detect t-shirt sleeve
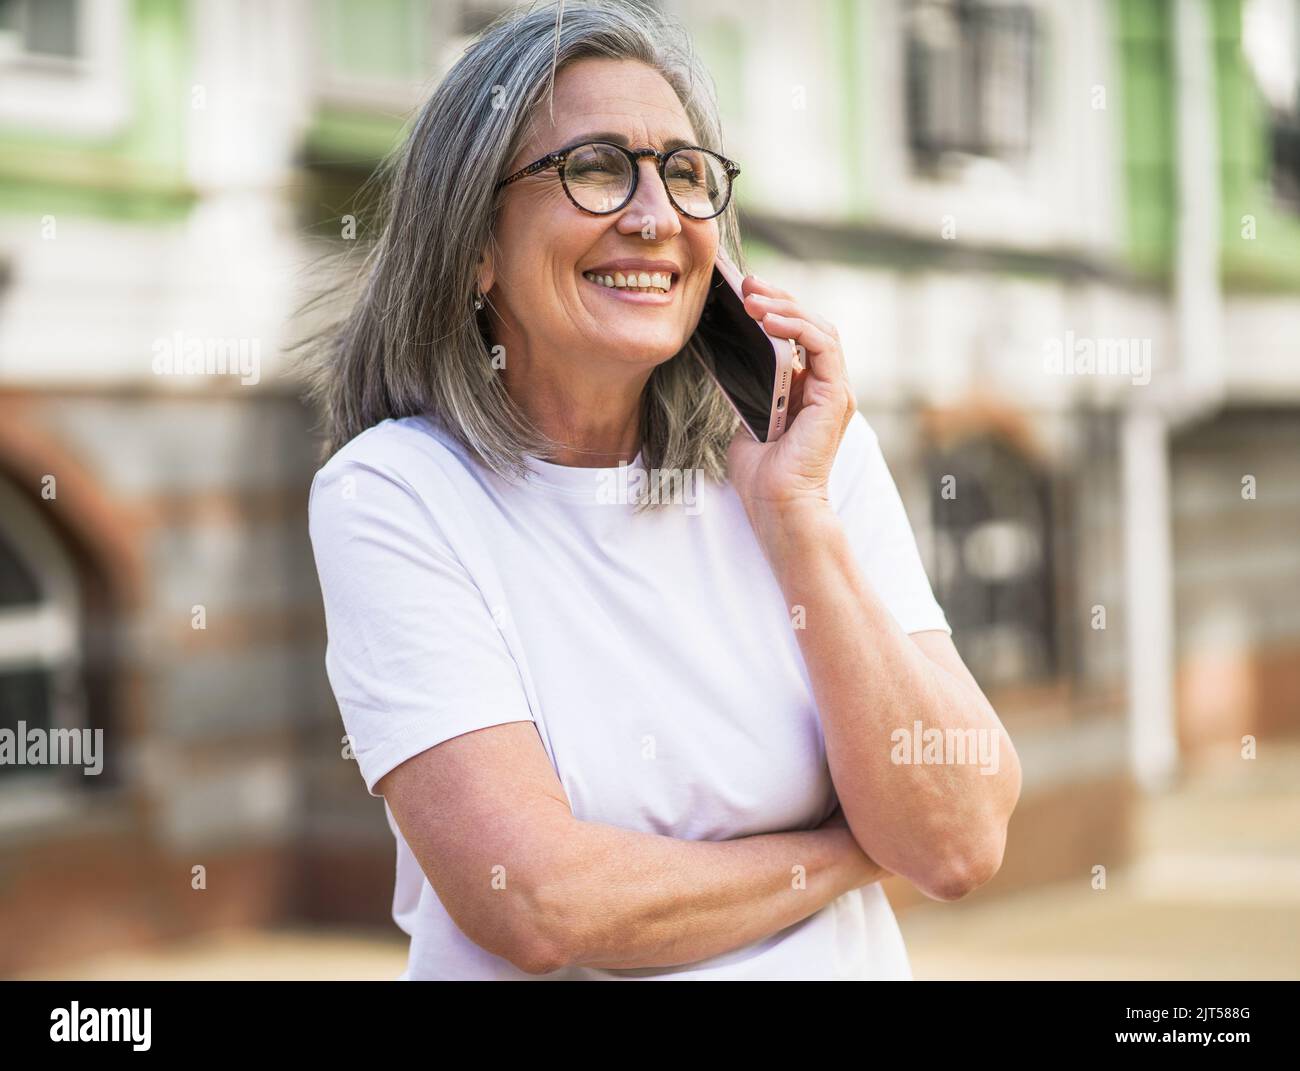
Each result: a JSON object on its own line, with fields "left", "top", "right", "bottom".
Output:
{"left": 307, "top": 454, "right": 536, "bottom": 797}
{"left": 828, "top": 411, "right": 951, "bottom": 636}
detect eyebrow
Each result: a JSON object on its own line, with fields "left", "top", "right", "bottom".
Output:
{"left": 566, "top": 130, "right": 697, "bottom": 151}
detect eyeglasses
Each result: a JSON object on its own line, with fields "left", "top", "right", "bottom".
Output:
{"left": 496, "top": 140, "right": 741, "bottom": 220}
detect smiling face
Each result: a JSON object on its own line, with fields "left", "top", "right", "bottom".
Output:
{"left": 483, "top": 57, "right": 719, "bottom": 383}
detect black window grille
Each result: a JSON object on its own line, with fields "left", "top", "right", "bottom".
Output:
{"left": 905, "top": 0, "right": 1037, "bottom": 170}
{"left": 0, "top": 480, "right": 87, "bottom": 788}
{"left": 926, "top": 437, "right": 1059, "bottom": 688}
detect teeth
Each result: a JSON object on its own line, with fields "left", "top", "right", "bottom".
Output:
{"left": 583, "top": 269, "right": 673, "bottom": 293}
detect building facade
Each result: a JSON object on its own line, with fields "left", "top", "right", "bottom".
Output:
{"left": 0, "top": 0, "right": 1297, "bottom": 972}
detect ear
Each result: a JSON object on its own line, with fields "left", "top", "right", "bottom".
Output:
{"left": 476, "top": 251, "right": 495, "bottom": 296}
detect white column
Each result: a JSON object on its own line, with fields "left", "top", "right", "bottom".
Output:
{"left": 1123, "top": 0, "right": 1226, "bottom": 790}
{"left": 1121, "top": 407, "right": 1179, "bottom": 789}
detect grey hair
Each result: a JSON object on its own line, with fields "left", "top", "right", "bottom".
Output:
{"left": 297, "top": 0, "right": 746, "bottom": 505}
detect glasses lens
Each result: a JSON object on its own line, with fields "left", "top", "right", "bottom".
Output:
{"left": 663, "top": 148, "right": 731, "bottom": 218}
{"left": 562, "top": 143, "right": 634, "bottom": 213}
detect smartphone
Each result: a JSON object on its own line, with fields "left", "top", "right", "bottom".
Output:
{"left": 692, "top": 252, "right": 795, "bottom": 443}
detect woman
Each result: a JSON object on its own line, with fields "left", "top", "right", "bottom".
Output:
{"left": 304, "top": 0, "right": 1020, "bottom": 981}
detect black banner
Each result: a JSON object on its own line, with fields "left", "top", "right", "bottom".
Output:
{"left": 2, "top": 980, "right": 1293, "bottom": 1057}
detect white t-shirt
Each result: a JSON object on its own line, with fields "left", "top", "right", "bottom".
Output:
{"left": 307, "top": 408, "right": 950, "bottom": 980}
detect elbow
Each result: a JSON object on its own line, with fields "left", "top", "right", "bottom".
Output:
{"left": 468, "top": 817, "right": 606, "bottom": 975}
{"left": 922, "top": 741, "right": 1021, "bottom": 903}
{"left": 915, "top": 830, "right": 1008, "bottom": 903}
{"left": 445, "top": 874, "right": 579, "bottom": 976}
{"left": 918, "top": 859, "right": 996, "bottom": 903}
{"left": 503, "top": 934, "right": 572, "bottom": 976}
{"left": 494, "top": 870, "right": 584, "bottom": 976}
{"left": 465, "top": 913, "right": 574, "bottom": 977}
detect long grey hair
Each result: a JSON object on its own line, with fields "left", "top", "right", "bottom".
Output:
{"left": 297, "top": 0, "right": 747, "bottom": 502}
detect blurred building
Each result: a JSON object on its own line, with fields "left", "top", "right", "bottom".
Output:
{"left": 705, "top": 0, "right": 1300, "bottom": 907}
{"left": 0, "top": 0, "right": 1297, "bottom": 973}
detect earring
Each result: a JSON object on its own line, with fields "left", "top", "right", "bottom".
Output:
{"left": 472, "top": 288, "right": 485, "bottom": 311}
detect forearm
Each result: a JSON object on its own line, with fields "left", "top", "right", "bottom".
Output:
{"left": 754, "top": 504, "right": 1019, "bottom": 898}
{"left": 530, "top": 817, "right": 880, "bottom": 971}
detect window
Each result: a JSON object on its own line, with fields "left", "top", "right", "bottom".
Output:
{"left": 904, "top": 0, "right": 1037, "bottom": 173}
{"left": 0, "top": 0, "right": 79, "bottom": 64}
{"left": 0, "top": 0, "right": 126, "bottom": 135}
{"left": 1243, "top": 0, "right": 1300, "bottom": 211}
{"left": 316, "top": 0, "right": 433, "bottom": 107}
{"left": 0, "top": 477, "right": 86, "bottom": 790}
{"left": 1273, "top": 109, "right": 1300, "bottom": 209}
{"left": 313, "top": 0, "right": 513, "bottom": 111}
{"left": 926, "top": 437, "right": 1059, "bottom": 689}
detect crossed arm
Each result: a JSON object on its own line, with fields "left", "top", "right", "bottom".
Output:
{"left": 377, "top": 720, "right": 882, "bottom": 975}
{"left": 377, "top": 515, "right": 1019, "bottom": 975}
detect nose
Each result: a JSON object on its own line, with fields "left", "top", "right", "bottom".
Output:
{"left": 615, "top": 157, "right": 683, "bottom": 240}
